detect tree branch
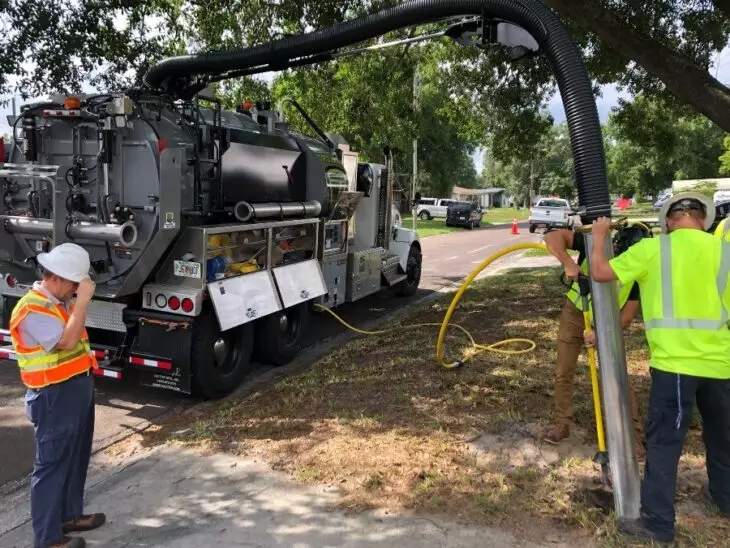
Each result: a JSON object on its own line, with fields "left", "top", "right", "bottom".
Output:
{"left": 544, "top": 0, "right": 730, "bottom": 132}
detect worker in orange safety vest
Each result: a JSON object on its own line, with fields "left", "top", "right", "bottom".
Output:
{"left": 10, "top": 243, "right": 106, "bottom": 548}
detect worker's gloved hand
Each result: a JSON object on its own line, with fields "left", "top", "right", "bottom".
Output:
{"left": 584, "top": 329, "right": 596, "bottom": 347}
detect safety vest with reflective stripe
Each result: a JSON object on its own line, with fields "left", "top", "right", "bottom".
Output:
{"left": 640, "top": 230, "right": 730, "bottom": 378}
{"left": 9, "top": 290, "right": 97, "bottom": 389}
{"left": 714, "top": 217, "right": 730, "bottom": 241}
{"left": 565, "top": 260, "right": 636, "bottom": 325}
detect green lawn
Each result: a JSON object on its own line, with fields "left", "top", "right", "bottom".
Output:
{"left": 400, "top": 216, "right": 462, "bottom": 238}
{"left": 484, "top": 207, "right": 530, "bottom": 223}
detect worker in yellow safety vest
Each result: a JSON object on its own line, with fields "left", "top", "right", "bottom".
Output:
{"left": 10, "top": 243, "right": 106, "bottom": 548}
{"left": 714, "top": 215, "right": 730, "bottom": 241}
{"left": 543, "top": 225, "right": 648, "bottom": 456}
{"left": 590, "top": 192, "right": 730, "bottom": 544}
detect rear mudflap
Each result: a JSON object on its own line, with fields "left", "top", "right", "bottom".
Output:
{"left": 128, "top": 313, "right": 194, "bottom": 394}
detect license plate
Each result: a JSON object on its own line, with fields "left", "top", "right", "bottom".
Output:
{"left": 174, "top": 260, "right": 202, "bottom": 279}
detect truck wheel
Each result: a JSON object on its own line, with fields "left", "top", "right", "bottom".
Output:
{"left": 254, "top": 303, "right": 309, "bottom": 366}
{"left": 191, "top": 310, "right": 254, "bottom": 399}
{"left": 529, "top": 224, "right": 536, "bottom": 233}
{"left": 468, "top": 221, "right": 475, "bottom": 230}
{"left": 418, "top": 211, "right": 431, "bottom": 220}
{"left": 395, "top": 245, "right": 422, "bottom": 297}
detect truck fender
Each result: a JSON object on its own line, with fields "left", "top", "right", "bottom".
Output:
{"left": 390, "top": 226, "right": 420, "bottom": 271}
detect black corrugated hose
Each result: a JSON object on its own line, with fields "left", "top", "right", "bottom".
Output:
{"left": 143, "top": 0, "right": 611, "bottom": 222}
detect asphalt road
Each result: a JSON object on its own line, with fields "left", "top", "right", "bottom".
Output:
{"left": 0, "top": 221, "right": 540, "bottom": 490}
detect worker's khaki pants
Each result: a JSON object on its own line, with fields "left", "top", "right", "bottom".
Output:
{"left": 555, "top": 298, "right": 643, "bottom": 437}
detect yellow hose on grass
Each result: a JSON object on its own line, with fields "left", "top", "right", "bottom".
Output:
{"left": 314, "top": 241, "right": 550, "bottom": 369}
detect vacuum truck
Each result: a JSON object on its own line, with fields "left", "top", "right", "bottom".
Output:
{"left": 0, "top": 92, "right": 422, "bottom": 398}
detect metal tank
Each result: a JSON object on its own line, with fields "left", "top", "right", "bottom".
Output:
{"left": 0, "top": 93, "right": 339, "bottom": 299}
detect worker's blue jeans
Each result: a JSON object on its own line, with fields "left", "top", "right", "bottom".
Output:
{"left": 24, "top": 374, "right": 95, "bottom": 547}
{"left": 641, "top": 368, "right": 730, "bottom": 538}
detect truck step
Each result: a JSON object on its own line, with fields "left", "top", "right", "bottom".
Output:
{"left": 382, "top": 269, "right": 407, "bottom": 286}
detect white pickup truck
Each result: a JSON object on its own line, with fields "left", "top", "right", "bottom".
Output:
{"left": 528, "top": 198, "right": 574, "bottom": 233}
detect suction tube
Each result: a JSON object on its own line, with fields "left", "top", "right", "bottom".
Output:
{"left": 233, "top": 200, "right": 322, "bottom": 222}
{"left": 144, "top": 0, "right": 610, "bottom": 221}
{"left": 6, "top": 218, "right": 138, "bottom": 247}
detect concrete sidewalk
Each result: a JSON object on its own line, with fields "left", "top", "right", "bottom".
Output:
{"left": 0, "top": 446, "right": 569, "bottom": 548}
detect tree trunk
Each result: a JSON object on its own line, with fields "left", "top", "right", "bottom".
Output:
{"left": 543, "top": 0, "right": 730, "bottom": 132}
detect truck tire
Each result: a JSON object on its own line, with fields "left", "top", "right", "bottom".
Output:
{"left": 529, "top": 224, "right": 536, "bottom": 233}
{"left": 418, "top": 211, "right": 431, "bottom": 220}
{"left": 254, "top": 303, "right": 309, "bottom": 366}
{"left": 395, "top": 245, "right": 422, "bottom": 297}
{"left": 191, "top": 310, "right": 254, "bottom": 399}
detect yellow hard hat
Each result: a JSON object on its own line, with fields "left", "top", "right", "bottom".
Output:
{"left": 658, "top": 192, "right": 715, "bottom": 231}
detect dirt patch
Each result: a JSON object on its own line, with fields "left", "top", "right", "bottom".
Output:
{"left": 125, "top": 267, "right": 726, "bottom": 547}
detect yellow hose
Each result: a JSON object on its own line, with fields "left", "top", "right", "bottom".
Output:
{"left": 583, "top": 310, "right": 607, "bottom": 453}
{"left": 314, "top": 241, "right": 549, "bottom": 369}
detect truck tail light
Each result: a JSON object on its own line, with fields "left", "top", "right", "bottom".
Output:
{"left": 168, "top": 296, "right": 180, "bottom": 311}
{"left": 181, "top": 298, "right": 194, "bottom": 313}
{"left": 6, "top": 275, "right": 16, "bottom": 288}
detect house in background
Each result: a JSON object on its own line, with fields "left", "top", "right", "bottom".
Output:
{"left": 451, "top": 186, "right": 511, "bottom": 208}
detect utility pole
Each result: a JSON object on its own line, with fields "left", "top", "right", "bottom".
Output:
{"left": 411, "top": 68, "right": 420, "bottom": 232}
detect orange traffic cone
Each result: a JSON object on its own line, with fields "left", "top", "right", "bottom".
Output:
{"left": 511, "top": 218, "right": 519, "bottom": 235}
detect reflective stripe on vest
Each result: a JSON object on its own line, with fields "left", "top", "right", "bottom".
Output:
{"left": 644, "top": 235, "right": 730, "bottom": 331}
{"left": 9, "top": 289, "right": 97, "bottom": 389}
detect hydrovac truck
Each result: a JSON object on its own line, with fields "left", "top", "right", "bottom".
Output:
{"left": 0, "top": 91, "right": 422, "bottom": 398}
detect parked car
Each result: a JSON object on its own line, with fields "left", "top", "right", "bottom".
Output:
{"left": 528, "top": 197, "right": 573, "bottom": 233}
{"left": 416, "top": 197, "right": 460, "bottom": 220}
{"left": 446, "top": 201, "right": 484, "bottom": 229}
{"left": 653, "top": 192, "right": 673, "bottom": 209}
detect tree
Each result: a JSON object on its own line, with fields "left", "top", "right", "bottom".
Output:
{"left": 0, "top": 1, "right": 188, "bottom": 101}
{"left": 604, "top": 95, "right": 727, "bottom": 197}
{"left": 719, "top": 136, "right": 730, "bottom": 176}
{"left": 5, "top": 0, "right": 730, "bottom": 137}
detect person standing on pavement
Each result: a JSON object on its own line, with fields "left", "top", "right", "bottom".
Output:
{"left": 590, "top": 192, "right": 730, "bottom": 544}
{"left": 543, "top": 225, "right": 646, "bottom": 457}
{"left": 10, "top": 243, "right": 106, "bottom": 548}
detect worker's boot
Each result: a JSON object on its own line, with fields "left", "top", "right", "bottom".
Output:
{"left": 544, "top": 423, "right": 570, "bottom": 445}
{"left": 48, "top": 536, "right": 86, "bottom": 548}
{"left": 701, "top": 485, "right": 730, "bottom": 518}
{"left": 62, "top": 513, "right": 106, "bottom": 533}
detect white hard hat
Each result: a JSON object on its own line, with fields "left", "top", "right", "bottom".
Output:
{"left": 658, "top": 192, "right": 715, "bottom": 231}
{"left": 37, "top": 243, "right": 91, "bottom": 283}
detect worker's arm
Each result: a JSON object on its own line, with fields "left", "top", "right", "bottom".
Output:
{"left": 55, "top": 279, "right": 95, "bottom": 350}
{"left": 619, "top": 299, "right": 640, "bottom": 328}
{"left": 544, "top": 229, "right": 581, "bottom": 280}
{"left": 590, "top": 218, "right": 619, "bottom": 282}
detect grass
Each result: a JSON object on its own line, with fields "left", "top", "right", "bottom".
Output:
{"left": 401, "top": 215, "right": 462, "bottom": 238}
{"left": 485, "top": 207, "right": 530, "bottom": 223}
{"left": 140, "top": 267, "right": 724, "bottom": 547}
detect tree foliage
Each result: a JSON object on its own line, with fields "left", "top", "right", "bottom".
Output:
{"left": 5, "top": 0, "right": 730, "bottom": 200}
